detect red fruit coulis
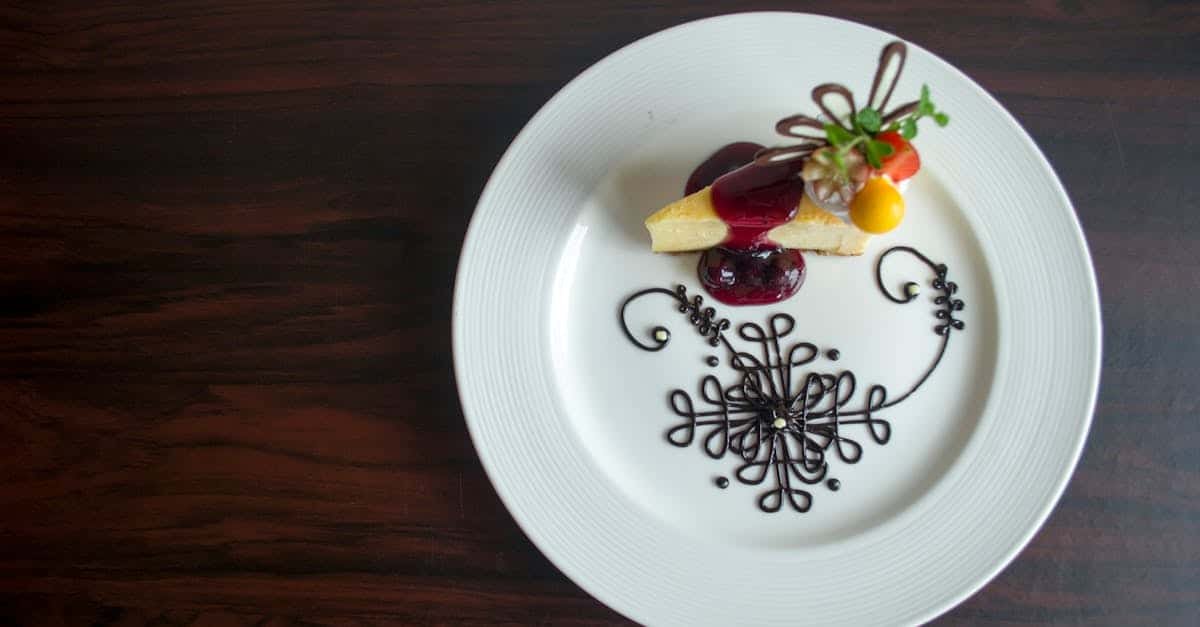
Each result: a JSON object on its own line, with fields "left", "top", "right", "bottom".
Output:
{"left": 687, "top": 143, "right": 808, "bottom": 306}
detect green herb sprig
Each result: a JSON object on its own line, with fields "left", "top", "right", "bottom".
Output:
{"left": 820, "top": 84, "right": 951, "bottom": 174}
{"left": 887, "top": 85, "right": 950, "bottom": 140}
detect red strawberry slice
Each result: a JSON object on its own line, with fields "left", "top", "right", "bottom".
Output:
{"left": 875, "top": 131, "right": 920, "bottom": 182}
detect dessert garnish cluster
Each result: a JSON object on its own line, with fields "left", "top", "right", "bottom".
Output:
{"left": 644, "top": 40, "right": 950, "bottom": 306}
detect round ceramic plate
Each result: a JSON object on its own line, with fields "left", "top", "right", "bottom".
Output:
{"left": 454, "top": 13, "right": 1099, "bottom": 626}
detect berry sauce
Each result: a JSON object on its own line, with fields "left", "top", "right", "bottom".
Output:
{"left": 684, "top": 142, "right": 764, "bottom": 196}
{"left": 686, "top": 143, "right": 809, "bottom": 306}
{"left": 699, "top": 247, "right": 807, "bottom": 306}
{"left": 710, "top": 160, "right": 805, "bottom": 250}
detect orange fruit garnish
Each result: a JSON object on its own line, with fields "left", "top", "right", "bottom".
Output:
{"left": 849, "top": 176, "right": 905, "bottom": 234}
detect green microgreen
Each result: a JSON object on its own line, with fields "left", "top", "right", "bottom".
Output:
{"left": 855, "top": 107, "right": 882, "bottom": 134}
{"left": 887, "top": 84, "right": 952, "bottom": 140}
{"left": 819, "top": 84, "right": 951, "bottom": 177}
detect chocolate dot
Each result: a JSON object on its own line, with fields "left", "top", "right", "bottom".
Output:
{"left": 705, "top": 356, "right": 719, "bottom": 367}
{"left": 826, "top": 349, "right": 840, "bottom": 361}
{"left": 715, "top": 476, "right": 730, "bottom": 489}
{"left": 826, "top": 478, "right": 841, "bottom": 491}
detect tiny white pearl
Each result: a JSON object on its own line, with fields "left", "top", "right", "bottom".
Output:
{"left": 905, "top": 283, "right": 921, "bottom": 297}
{"left": 653, "top": 329, "right": 669, "bottom": 342}
{"left": 773, "top": 418, "right": 787, "bottom": 429}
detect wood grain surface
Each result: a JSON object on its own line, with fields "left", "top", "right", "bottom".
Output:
{"left": 1, "top": 1, "right": 1197, "bottom": 625}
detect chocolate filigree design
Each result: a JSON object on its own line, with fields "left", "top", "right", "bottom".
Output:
{"left": 619, "top": 284, "right": 731, "bottom": 350}
{"left": 618, "top": 246, "right": 966, "bottom": 513}
{"left": 876, "top": 245, "right": 966, "bottom": 335}
{"left": 754, "top": 41, "right": 916, "bottom": 166}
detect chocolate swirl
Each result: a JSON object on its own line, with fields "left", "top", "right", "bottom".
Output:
{"left": 812, "top": 83, "right": 858, "bottom": 133}
{"left": 754, "top": 40, "right": 919, "bottom": 166}
{"left": 618, "top": 245, "right": 966, "bottom": 513}
{"left": 619, "top": 284, "right": 731, "bottom": 351}
{"left": 868, "top": 41, "right": 908, "bottom": 113}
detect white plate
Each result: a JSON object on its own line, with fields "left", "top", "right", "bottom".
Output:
{"left": 454, "top": 13, "right": 1100, "bottom": 626}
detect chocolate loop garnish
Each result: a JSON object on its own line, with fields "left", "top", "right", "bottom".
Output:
{"left": 876, "top": 245, "right": 938, "bottom": 303}
{"left": 812, "top": 83, "right": 857, "bottom": 132}
{"left": 620, "top": 285, "right": 730, "bottom": 351}
{"left": 881, "top": 101, "right": 919, "bottom": 125}
{"left": 618, "top": 245, "right": 965, "bottom": 513}
{"left": 787, "top": 342, "right": 819, "bottom": 368}
{"left": 868, "top": 41, "right": 908, "bottom": 112}
{"left": 735, "top": 455, "right": 771, "bottom": 485}
{"left": 618, "top": 287, "right": 681, "bottom": 351}
{"left": 768, "top": 313, "right": 794, "bottom": 339}
{"left": 752, "top": 143, "right": 821, "bottom": 166}
{"left": 767, "top": 40, "right": 918, "bottom": 159}
{"left": 666, "top": 389, "right": 699, "bottom": 446}
{"left": 775, "top": 114, "right": 828, "bottom": 140}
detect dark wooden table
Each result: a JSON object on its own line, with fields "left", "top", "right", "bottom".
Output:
{"left": 1, "top": 1, "right": 1196, "bottom": 625}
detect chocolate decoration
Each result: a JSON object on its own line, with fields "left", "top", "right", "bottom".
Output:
{"left": 826, "top": 478, "right": 841, "bottom": 491}
{"left": 867, "top": 41, "right": 908, "bottom": 112}
{"left": 881, "top": 101, "right": 919, "bottom": 126}
{"left": 715, "top": 476, "right": 730, "bottom": 489}
{"left": 706, "top": 356, "right": 720, "bottom": 367}
{"left": 826, "top": 349, "right": 841, "bottom": 361}
{"left": 775, "top": 113, "right": 827, "bottom": 141}
{"left": 756, "top": 40, "right": 919, "bottom": 165}
{"left": 619, "top": 285, "right": 730, "bottom": 351}
{"left": 619, "top": 245, "right": 966, "bottom": 513}
{"left": 752, "top": 142, "right": 821, "bottom": 166}
{"left": 812, "top": 83, "right": 858, "bottom": 132}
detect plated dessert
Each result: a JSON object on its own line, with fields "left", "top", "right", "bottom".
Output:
{"left": 619, "top": 40, "right": 966, "bottom": 514}
{"left": 645, "top": 41, "right": 950, "bottom": 305}
{"left": 457, "top": 13, "right": 1099, "bottom": 621}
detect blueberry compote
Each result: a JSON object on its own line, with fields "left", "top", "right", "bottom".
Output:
{"left": 688, "top": 143, "right": 808, "bottom": 306}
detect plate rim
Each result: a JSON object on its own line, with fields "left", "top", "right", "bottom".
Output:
{"left": 453, "top": 11, "right": 1101, "bottom": 625}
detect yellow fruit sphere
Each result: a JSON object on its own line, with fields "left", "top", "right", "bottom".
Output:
{"left": 849, "top": 176, "right": 905, "bottom": 234}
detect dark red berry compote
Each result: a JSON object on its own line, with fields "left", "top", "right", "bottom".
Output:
{"left": 687, "top": 143, "right": 808, "bottom": 306}
{"left": 684, "top": 142, "right": 765, "bottom": 196}
{"left": 698, "top": 247, "right": 806, "bottom": 306}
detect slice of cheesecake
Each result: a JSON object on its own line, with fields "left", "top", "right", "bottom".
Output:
{"left": 645, "top": 186, "right": 872, "bottom": 255}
